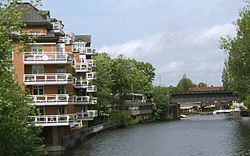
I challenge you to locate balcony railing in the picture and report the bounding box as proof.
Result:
[86,72,96,80]
[30,94,96,106]
[30,94,69,106]
[87,85,97,92]
[84,48,97,55]
[23,52,73,64]
[87,60,96,68]
[74,64,92,72]
[24,73,73,85]
[70,96,97,105]
[73,79,89,88]
[30,111,98,127]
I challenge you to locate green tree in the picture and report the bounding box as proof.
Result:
[152,86,170,120]
[177,74,196,92]
[94,53,113,112]
[220,1,250,106]
[0,1,43,155]
[197,82,208,87]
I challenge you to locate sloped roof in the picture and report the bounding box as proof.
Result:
[14,3,52,27]
[188,86,224,92]
[74,35,91,43]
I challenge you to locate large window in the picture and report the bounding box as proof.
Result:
[32,65,44,74]
[58,106,66,115]
[57,85,66,94]
[31,45,43,54]
[73,41,85,52]
[56,66,66,73]
[33,86,44,95]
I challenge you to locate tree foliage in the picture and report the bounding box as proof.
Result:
[177,74,196,92]
[220,1,250,105]
[95,53,155,111]
[0,1,43,155]
[152,86,170,120]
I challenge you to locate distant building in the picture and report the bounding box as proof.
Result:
[123,94,153,122]
[12,3,97,150]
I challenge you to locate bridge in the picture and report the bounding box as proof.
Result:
[170,87,237,110]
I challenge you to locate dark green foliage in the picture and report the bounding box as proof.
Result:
[0,1,44,155]
[220,1,250,107]
[152,86,170,120]
[108,110,133,128]
[177,74,196,92]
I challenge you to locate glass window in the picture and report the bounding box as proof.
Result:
[57,86,66,94]
[31,45,43,53]
[32,65,44,74]
[57,66,66,73]
[33,86,44,95]
[58,106,66,115]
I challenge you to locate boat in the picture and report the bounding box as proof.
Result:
[180,114,188,118]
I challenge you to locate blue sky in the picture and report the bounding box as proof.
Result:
[41,0,245,86]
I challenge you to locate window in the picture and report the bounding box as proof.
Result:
[58,106,66,115]
[73,41,86,52]
[57,66,66,73]
[38,106,45,115]
[31,45,43,54]
[81,106,87,112]
[32,65,44,74]
[57,86,66,94]
[33,86,44,95]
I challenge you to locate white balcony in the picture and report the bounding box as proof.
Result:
[23,52,73,64]
[73,79,89,88]
[70,96,97,105]
[30,114,76,127]
[24,73,73,85]
[30,111,98,127]
[86,72,96,80]
[87,59,96,68]
[30,94,69,106]
[74,64,92,73]
[87,85,97,92]
[84,48,97,55]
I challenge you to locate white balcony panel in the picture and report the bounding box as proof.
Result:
[84,48,97,55]
[86,72,96,80]
[70,96,97,105]
[87,59,96,68]
[74,64,92,73]
[73,79,89,88]
[24,73,73,85]
[31,94,69,106]
[23,52,73,64]
[30,112,97,127]
[87,85,97,92]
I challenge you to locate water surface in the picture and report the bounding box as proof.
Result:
[64,114,250,156]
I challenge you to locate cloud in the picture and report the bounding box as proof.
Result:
[99,23,236,86]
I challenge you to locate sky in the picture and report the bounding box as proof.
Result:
[41,0,245,86]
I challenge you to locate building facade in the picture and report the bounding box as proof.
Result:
[12,3,98,148]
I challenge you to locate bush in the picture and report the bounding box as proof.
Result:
[109,110,133,128]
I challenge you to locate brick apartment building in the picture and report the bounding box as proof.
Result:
[12,3,98,148]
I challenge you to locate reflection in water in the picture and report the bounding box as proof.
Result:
[62,115,250,156]
[233,117,250,156]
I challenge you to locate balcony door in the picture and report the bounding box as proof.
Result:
[58,106,67,115]
[31,45,43,54]
[33,86,44,95]
[57,85,66,94]
[32,65,44,74]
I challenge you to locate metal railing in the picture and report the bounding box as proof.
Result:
[30,111,98,126]
[87,85,97,92]
[30,94,69,105]
[73,79,89,88]
[74,64,92,72]
[86,72,96,80]
[24,73,73,85]
[30,94,97,105]
[23,52,73,64]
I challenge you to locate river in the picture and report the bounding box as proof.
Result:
[63,114,250,156]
